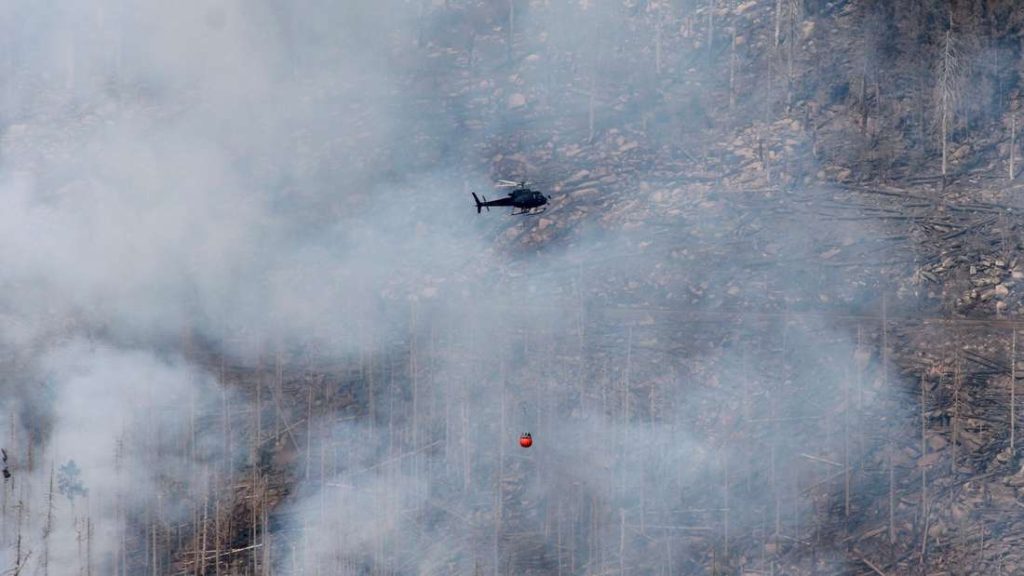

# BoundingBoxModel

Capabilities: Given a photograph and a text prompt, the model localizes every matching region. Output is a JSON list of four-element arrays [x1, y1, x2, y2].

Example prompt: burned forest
[[3, 0, 1024, 574]]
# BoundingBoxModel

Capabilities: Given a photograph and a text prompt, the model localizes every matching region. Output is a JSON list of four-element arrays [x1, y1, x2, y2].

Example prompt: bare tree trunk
[[666, 536, 673, 575], [773, 0, 782, 48], [305, 385, 314, 482], [941, 92, 949, 182], [410, 301, 420, 510], [771, 392, 780, 538], [921, 467, 929, 566], [15, 498, 22, 572], [557, 499, 564, 576], [507, 0, 515, 63], [1013, 330, 1017, 454], [706, 0, 714, 66], [261, 498, 270, 574], [86, 511, 93, 576], [655, 21, 662, 75], [150, 512, 157, 576], [729, 26, 737, 110], [463, 392, 472, 492], [884, 296, 895, 561], [860, 66, 868, 133], [938, 28, 962, 186], [921, 373, 927, 461], [920, 372, 929, 568], [1010, 104, 1016, 180], [571, 486, 577, 572], [786, 0, 797, 109], [200, 471, 209, 575], [577, 264, 586, 393], [251, 474, 259, 575], [494, 354, 507, 576], [222, 369, 231, 483], [619, 508, 625, 575], [623, 325, 632, 430], [723, 451, 730, 561], [888, 449, 895, 561], [215, 470, 223, 576], [588, 73, 596, 143], [43, 463, 54, 576], [953, 356, 961, 473], [844, 367, 850, 520]]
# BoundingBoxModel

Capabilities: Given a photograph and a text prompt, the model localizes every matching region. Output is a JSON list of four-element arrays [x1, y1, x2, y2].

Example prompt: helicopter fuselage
[[509, 188, 547, 210]]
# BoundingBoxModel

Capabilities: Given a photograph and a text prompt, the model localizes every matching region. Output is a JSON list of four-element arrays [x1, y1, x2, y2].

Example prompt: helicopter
[[472, 180, 550, 215]]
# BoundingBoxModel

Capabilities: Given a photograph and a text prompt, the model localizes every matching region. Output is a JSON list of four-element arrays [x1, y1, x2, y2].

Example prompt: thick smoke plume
[[0, 0, 934, 574]]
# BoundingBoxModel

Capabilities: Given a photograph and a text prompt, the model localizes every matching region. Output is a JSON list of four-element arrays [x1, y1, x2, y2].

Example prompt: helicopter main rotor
[[495, 179, 530, 189]]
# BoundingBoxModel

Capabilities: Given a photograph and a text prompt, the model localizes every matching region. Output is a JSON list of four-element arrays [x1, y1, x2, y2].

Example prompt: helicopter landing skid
[[510, 207, 547, 216]]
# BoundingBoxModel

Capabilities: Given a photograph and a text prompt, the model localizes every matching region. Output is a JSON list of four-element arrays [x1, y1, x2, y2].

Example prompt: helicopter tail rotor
[[472, 192, 488, 213]]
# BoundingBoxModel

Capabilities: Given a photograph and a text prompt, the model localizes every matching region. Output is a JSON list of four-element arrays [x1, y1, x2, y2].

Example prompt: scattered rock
[[507, 93, 527, 109]]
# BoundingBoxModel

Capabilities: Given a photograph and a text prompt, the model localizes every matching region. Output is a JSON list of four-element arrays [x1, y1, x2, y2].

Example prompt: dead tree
[[1010, 99, 1018, 180], [1012, 330, 1017, 455], [935, 25, 965, 186]]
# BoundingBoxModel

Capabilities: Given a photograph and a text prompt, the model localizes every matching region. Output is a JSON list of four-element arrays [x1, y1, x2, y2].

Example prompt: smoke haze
[[0, 0, 959, 574]]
